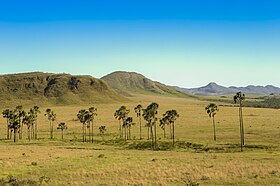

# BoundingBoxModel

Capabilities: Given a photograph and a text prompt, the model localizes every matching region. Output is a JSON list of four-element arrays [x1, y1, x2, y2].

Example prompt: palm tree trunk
[[139, 117, 142, 140], [91, 122, 94, 143], [154, 122, 157, 149], [62, 130, 64, 140], [147, 126, 150, 140], [240, 106, 245, 145], [19, 119, 22, 140], [163, 125, 166, 139], [124, 125, 127, 141], [35, 120, 38, 139], [172, 122, 175, 146], [49, 121, 52, 139], [82, 124, 85, 142], [170, 124, 172, 139], [6, 119, 9, 140], [239, 106, 243, 152], [14, 129, 17, 143], [10, 129, 12, 140], [119, 120, 122, 138], [213, 116, 216, 141], [28, 127, 31, 141], [150, 126, 154, 150]]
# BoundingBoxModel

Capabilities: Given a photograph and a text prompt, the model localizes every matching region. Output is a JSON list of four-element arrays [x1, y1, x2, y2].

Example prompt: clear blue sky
[[0, 0, 280, 87]]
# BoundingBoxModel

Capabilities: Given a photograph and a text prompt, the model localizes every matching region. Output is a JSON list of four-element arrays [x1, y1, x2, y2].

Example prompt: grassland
[[0, 95, 280, 185]]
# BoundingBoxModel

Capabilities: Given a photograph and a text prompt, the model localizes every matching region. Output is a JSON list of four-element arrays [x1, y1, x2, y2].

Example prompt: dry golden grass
[[0, 94, 279, 185]]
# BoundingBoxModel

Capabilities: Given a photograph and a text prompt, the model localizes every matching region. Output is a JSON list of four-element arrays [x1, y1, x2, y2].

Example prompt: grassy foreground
[[0, 95, 279, 185]]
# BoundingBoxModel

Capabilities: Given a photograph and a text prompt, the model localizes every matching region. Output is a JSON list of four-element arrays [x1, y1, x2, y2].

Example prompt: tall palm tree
[[77, 109, 89, 142], [234, 92, 246, 152], [22, 113, 35, 141], [89, 107, 97, 143], [123, 117, 134, 141], [134, 104, 143, 140], [15, 105, 25, 140], [205, 103, 219, 141], [143, 103, 159, 149], [30, 106, 40, 139], [8, 111, 20, 143], [57, 122, 67, 140], [45, 109, 56, 139], [2, 109, 12, 139], [162, 110, 179, 146], [115, 106, 130, 139]]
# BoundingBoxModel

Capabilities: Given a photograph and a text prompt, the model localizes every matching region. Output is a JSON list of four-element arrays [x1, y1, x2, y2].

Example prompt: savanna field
[[0, 95, 280, 186]]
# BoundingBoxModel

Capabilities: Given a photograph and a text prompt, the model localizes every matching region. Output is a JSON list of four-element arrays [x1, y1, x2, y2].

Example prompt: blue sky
[[0, 0, 280, 87]]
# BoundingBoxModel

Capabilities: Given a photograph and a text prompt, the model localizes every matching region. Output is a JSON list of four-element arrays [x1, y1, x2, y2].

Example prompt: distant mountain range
[[176, 82, 280, 96]]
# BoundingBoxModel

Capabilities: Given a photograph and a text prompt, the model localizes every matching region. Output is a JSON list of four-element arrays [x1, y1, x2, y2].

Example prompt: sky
[[0, 0, 280, 88]]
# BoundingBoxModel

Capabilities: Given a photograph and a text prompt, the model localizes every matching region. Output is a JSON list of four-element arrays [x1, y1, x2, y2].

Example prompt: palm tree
[[8, 111, 20, 143], [205, 103, 219, 141], [88, 107, 97, 143], [123, 117, 134, 141], [234, 92, 246, 152], [134, 104, 143, 140], [143, 103, 159, 149], [45, 109, 56, 139], [114, 109, 122, 138], [162, 110, 179, 146], [114, 106, 130, 139], [22, 113, 35, 141], [15, 105, 25, 140], [57, 122, 67, 140], [77, 109, 89, 142], [30, 106, 40, 139], [2, 109, 12, 139]]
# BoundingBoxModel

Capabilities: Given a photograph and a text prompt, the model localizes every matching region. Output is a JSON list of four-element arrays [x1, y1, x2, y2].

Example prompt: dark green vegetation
[[102, 71, 190, 97]]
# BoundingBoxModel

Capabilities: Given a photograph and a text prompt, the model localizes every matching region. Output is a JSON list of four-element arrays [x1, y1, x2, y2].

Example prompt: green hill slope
[[0, 72, 128, 106], [101, 71, 190, 97]]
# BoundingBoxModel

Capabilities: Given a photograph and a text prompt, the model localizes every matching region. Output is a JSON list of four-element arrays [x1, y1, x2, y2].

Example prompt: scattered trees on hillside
[[45, 109, 56, 139], [234, 92, 246, 152], [205, 103, 219, 141], [57, 122, 67, 140], [134, 104, 143, 140]]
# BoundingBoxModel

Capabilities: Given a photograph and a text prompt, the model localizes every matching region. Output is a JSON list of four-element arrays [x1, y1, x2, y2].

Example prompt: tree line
[[1, 92, 247, 151]]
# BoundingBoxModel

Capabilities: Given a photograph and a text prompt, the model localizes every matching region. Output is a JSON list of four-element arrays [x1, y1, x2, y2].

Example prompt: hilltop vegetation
[[0, 72, 128, 106], [101, 71, 190, 97]]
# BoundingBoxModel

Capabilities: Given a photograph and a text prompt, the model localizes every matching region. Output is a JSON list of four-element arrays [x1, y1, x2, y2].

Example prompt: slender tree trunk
[[163, 125, 166, 139], [239, 106, 243, 152], [139, 117, 142, 140], [14, 129, 17, 143], [119, 120, 122, 138], [82, 123, 85, 142], [19, 119, 22, 140], [150, 126, 154, 150], [172, 122, 175, 146], [10, 129, 12, 140], [32, 124, 35, 139], [62, 130, 64, 140], [6, 119, 9, 140], [27, 127, 30, 141], [91, 122, 94, 143], [240, 106, 245, 145], [49, 121, 52, 139], [147, 126, 150, 140], [154, 122, 157, 149], [124, 125, 127, 141], [170, 123, 172, 139], [213, 116, 216, 141], [35, 120, 38, 139]]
